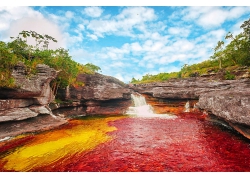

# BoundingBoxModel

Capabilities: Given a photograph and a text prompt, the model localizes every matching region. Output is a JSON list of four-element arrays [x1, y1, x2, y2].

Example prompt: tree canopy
[[0, 30, 101, 95]]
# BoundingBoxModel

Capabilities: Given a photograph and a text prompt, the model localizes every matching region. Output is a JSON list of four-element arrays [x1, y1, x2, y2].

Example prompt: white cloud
[[7, 18, 64, 49], [197, 9, 227, 28], [78, 24, 85, 31], [0, 6, 43, 36], [227, 6, 250, 19], [65, 11, 74, 19], [83, 6, 103, 18], [168, 27, 191, 37], [70, 48, 93, 62], [86, 7, 157, 39], [131, 42, 142, 52], [87, 34, 98, 41], [182, 6, 250, 28], [172, 40, 195, 52], [116, 7, 156, 21], [62, 32, 83, 49], [0, 7, 66, 49], [110, 62, 125, 67], [151, 41, 164, 52]]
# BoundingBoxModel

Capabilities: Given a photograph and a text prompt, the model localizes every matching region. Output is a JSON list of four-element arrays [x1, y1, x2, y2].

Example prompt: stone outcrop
[[54, 73, 132, 116], [0, 114, 66, 139], [0, 63, 67, 140], [0, 62, 65, 122], [198, 90, 250, 126], [197, 89, 250, 138], [130, 78, 249, 100], [130, 77, 250, 139]]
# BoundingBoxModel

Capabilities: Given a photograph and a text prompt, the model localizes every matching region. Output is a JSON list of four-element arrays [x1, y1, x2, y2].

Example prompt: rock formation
[[0, 62, 67, 138], [130, 77, 250, 138], [53, 73, 132, 116], [197, 88, 250, 139], [0, 62, 58, 122]]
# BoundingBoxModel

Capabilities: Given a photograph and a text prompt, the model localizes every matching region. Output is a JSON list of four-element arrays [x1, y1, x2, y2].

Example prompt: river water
[[0, 95, 250, 172]]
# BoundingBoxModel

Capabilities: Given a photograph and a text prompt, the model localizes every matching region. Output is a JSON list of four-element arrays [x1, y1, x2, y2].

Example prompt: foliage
[[131, 18, 250, 84], [130, 72, 180, 84], [0, 30, 101, 94], [84, 63, 101, 73], [224, 71, 235, 80]]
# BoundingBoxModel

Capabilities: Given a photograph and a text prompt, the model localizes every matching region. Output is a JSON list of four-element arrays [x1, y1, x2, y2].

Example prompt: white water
[[184, 101, 190, 112], [0, 136, 11, 142], [126, 93, 176, 118]]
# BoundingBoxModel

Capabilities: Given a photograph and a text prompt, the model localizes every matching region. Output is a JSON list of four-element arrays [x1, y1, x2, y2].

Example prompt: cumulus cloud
[[182, 6, 250, 28], [65, 11, 74, 19], [87, 34, 98, 41], [83, 6, 103, 18], [86, 7, 157, 39], [168, 27, 191, 37], [0, 7, 65, 49]]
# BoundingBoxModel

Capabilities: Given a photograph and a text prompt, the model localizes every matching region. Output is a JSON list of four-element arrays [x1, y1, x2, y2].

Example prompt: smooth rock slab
[[197, 90, 250, 126], [0, 114, 67, 139], [0, 108, 38, 122]]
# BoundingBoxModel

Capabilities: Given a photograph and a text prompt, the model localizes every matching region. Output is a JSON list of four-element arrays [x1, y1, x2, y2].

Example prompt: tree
[[240, 18, 250, 41], [0, 30, 101, 93], [84, 63, 101, 73], [213, 40, 225, 69]]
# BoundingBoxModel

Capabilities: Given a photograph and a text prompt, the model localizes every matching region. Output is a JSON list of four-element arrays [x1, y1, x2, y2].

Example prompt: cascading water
[[184, 101, 190, 112], [126, 93, 176, 118]]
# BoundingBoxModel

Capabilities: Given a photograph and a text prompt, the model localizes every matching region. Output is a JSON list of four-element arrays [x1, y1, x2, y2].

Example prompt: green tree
[[84, 63, 101, 73], [213, 40, 225, 69], [0, 30, 101, 95]]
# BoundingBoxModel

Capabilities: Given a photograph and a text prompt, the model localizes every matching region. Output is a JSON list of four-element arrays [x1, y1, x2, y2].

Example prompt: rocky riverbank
[[51, 72, 132, 117], [0, 62, 250, 140], [0, 64, 132, 139], [130, 77, 250, 139]]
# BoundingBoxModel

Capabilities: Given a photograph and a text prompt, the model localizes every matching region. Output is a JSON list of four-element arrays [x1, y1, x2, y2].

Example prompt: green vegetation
[[0, 30, 101, 95], [131, 18, 250, 84]]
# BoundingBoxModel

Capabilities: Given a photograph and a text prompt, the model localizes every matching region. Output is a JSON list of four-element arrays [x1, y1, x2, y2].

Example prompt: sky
[[1, 1, 250, 83]]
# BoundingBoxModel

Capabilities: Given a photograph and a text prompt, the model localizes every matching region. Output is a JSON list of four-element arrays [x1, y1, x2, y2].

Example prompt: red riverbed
[[38, 115, 250, 172], [1, 113, 250, 172]]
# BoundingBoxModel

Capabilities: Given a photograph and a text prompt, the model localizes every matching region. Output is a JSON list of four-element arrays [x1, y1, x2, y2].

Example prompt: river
[[0, 94, 250, 172]]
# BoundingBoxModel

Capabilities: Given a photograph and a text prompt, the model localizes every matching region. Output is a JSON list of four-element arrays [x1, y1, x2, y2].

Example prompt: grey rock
[[0, 108, 38, 122]]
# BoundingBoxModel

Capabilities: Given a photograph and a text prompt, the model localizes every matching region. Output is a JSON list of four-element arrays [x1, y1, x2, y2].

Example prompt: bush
[[224, 71, 235, 80]]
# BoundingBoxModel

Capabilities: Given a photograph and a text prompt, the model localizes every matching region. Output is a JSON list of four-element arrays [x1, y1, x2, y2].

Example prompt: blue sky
[[1, 1, 250, 83]]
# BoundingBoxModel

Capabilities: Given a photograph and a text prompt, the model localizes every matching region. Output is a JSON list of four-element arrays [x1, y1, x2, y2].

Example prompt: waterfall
[[126, 93, 154, 116], [126, 93, 176, 118], [184, 101, 190, 112]]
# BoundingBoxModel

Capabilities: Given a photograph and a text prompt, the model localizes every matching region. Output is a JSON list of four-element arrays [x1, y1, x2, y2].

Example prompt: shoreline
[[0, 114, 68, 140]]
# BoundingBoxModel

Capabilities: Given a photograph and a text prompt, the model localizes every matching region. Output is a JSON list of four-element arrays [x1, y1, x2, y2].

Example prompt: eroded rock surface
[[131, 78, 249, 100], [0, 62, 57, 122], [55, 73, 132, 116], [197, 90, 250, 126], [130, 77, 250, 138], [0, 115, 67, 139]]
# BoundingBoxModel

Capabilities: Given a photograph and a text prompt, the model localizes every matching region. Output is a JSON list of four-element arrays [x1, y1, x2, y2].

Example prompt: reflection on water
[[0, 114, 250, 172]]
